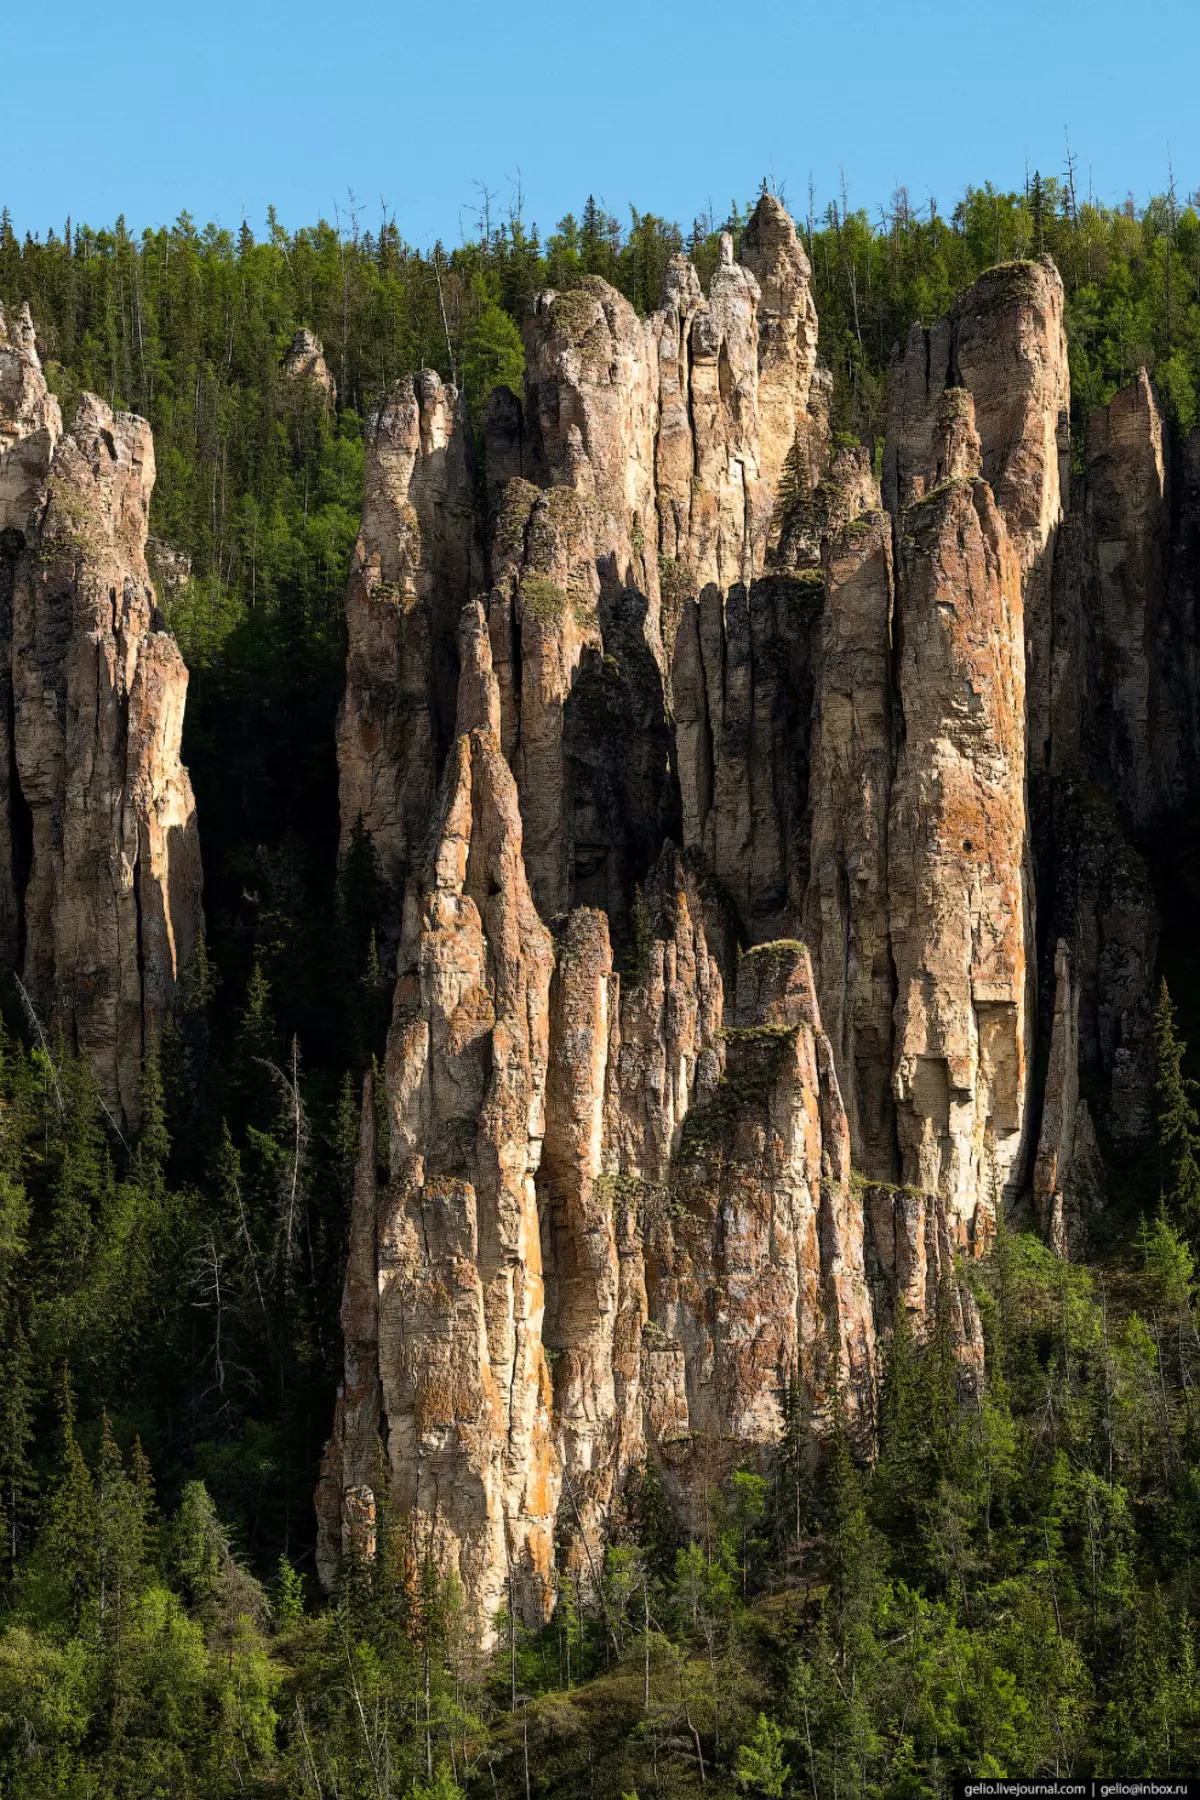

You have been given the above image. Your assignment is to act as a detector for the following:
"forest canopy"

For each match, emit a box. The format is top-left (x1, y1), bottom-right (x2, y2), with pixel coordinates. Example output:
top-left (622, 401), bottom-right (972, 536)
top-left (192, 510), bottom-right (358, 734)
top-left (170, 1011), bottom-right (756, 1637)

top-left (0, 171), bottom-right (1199, 1795)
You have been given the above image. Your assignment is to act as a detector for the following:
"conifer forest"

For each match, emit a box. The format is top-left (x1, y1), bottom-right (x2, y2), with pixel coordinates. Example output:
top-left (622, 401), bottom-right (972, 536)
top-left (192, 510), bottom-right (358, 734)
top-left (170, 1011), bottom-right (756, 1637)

top-left (1, 171), bottom-right (1200, 1794)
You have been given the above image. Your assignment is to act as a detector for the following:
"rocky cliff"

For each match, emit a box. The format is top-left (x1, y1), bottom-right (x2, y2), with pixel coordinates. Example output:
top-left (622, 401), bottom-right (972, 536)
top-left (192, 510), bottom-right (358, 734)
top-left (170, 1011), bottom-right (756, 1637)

top-left (0, 304), bottom-right (202, 1124)
top-left (321, 196), bottom-right (1194, 1634)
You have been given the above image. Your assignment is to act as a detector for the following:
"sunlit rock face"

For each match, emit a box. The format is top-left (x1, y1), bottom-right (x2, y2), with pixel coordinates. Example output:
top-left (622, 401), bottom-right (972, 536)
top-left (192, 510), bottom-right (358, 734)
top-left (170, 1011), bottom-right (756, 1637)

top-left (322, 215), bottom-right (1190, 1633)
top-left (0, 305), bottom-right (202, 1126)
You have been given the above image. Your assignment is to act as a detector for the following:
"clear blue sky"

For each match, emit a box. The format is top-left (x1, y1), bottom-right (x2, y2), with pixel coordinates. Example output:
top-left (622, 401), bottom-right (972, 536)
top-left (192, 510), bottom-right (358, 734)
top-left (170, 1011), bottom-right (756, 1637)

top-left (7, 0), bottom-right (1199, 246)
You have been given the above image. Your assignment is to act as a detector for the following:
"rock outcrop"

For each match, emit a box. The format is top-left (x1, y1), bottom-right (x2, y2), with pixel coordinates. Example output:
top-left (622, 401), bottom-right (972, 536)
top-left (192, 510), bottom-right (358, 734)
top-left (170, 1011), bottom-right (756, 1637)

top-left (0, 305), bottom-right (202, 1124)
top-left (886, 258), bottom-right (1069, 771)
top-left (888, 394), bottom-right (1032, 1240)
top-left (671, 571), bottom-right (823, 941)
top-left (324, 604), bottom-right (560, 1624)
top-left (282, 327), bottom-right (337, 407)
top-left (323, 213), bottom-right (1195, 1634)
top-left (806, 505), bottom-right (895, 1181)
top-left (1081, 370), bottom-right (1172, 824)
top-left (336, 371), bottom-right (482, 913)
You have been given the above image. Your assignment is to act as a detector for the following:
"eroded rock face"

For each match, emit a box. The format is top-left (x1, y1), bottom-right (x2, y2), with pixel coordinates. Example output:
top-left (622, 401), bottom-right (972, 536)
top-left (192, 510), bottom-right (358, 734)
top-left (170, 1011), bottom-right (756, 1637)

top-left (889, 398), bottom-right (1032, 1241)
top-left (1082, 371), bottom-right (1172, 824)
top-left (672, 572), bottom-right (823, 941)
top-left (0, 312), bottom-right (201, 1123)
top-left (806, 506), bottom-right (895, 1181)
top-left (656, 938), bottom-right (875, 1463)
top-left (336, 372), bottom-right (482, 910)
top-left (886, 258), bottom-right (1069, 770)
top-left (740, 194), bottom-right (821, 518)
top-left (0, 303), bottom-right (62, 537)
top-left (522, 280), bottom-right (660, 625)
top-left (282, 327), bottom-right (337, 407)
top-left (486, 480), bottom-right (603, 918)
top-left (325, 228), bottom-right (1190, 1627)
top-left (329, 603), bottom-right (560, 1626)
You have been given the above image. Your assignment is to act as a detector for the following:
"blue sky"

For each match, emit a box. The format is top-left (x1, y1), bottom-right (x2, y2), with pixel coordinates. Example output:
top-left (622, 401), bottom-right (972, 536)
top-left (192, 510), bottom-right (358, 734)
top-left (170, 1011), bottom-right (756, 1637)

top-left (7, 0), bottom-right (1199, 245)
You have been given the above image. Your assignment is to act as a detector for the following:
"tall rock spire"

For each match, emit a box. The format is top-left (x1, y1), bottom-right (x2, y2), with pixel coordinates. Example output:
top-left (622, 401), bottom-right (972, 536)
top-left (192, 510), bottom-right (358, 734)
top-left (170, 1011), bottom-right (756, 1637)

top-left (325, 217), bottom-right (1173, 1636)
top-left (888, 392), bottom-right (1033, 1233)
top-left (0, 307), bottom-right (202, 1123)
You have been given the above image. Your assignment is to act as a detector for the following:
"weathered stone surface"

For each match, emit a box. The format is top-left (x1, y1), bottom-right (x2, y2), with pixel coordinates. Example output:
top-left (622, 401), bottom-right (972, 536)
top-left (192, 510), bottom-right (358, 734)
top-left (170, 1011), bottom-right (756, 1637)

top-left (651, 197), bottom-right (828, 597)
top-left (673, 235), bottom-right (764, 591)
top-left (548, 897), bottom-right (870, 1538)
top-left (539, 852), bottom-right (726, 1558)
top-left (863, 1179), bottom-right (985, 1386)
top-left (656, 939), bottom-right (874, 1467)
top-left (807, 506), bottom-right (896, 1180)
top-left (672, 572), bottom-right (823, 941)
top-left (775, 444), bottom-right (879, 573)
top-left (539, 906), bottom-right (621, 1556)
top-left (0, 363), bottom-right (202, 1125)
top-left (1082, 371), bottom-right (1171, 824)
top-left (282, 326), bottom-right (337, 407)
top-left (888, 398), bottom-right (1032, 1240)
top-left (382, 601), bottom-right (558, 1628)
top-left (740, 193), bottom-right (821, 522)
top-left (0, 303), bottom-right (62, 539)
top-left (336, 371), bottom-right (481, 908)
top-left (886, 259), bottom-right (1069, 769)
top-left (324, 230), bottom-right (1195, 1635)
top-left (486, 480), bottom-right (602, 918)
top-left (522, 279), bottom-right (660, 628)
top-left (0, 305), bottom-right (63, 965)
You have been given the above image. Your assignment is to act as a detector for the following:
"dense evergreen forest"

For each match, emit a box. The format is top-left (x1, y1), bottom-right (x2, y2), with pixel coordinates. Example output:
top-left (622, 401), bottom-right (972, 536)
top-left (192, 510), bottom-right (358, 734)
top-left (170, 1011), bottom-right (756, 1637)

top-left (1, 171), bottom-right (1200, 1793)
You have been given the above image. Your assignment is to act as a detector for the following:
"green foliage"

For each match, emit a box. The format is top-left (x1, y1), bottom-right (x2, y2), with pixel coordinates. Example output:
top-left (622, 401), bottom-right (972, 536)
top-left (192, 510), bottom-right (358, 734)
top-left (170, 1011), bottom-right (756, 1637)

top-left (735, 1714), bottom-right (789, 1797)
top-left (2, 174), bottom-right (1200, 1791)
top-left (1156, 979), bottom-right (1200, 1233)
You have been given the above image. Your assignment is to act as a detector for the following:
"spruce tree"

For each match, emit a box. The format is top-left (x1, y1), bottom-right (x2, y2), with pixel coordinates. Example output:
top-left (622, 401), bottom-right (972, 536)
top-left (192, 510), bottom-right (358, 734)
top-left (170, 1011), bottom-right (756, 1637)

top-left (1155, 980), bottom-right (1200, 1233)
top-left (44, 1368), bottom-right (98, 1622)
top-left (873, 1299), bottom-right (926, 1540)
top-left (134, 1042), bottom-right (170, 1203)
top-left (0, 1311), bottom-right (34, 1573)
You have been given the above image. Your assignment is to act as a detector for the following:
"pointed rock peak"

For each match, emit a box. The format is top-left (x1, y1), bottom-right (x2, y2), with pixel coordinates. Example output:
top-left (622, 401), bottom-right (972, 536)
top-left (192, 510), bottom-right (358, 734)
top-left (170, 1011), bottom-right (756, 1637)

top-left (455, 598), bottom-right (502, 740)
top-left (734, 939), bottom-right (822, 1030)
top-left (12, 347), bottom-right (201, 1129)
top-left (742, 190), bottom-right (812, 283)
top-left (929, 385), bottom-right (983, 487)
top-left (0, 302), bottom-right (62, 534)
top-left (534, 275), bottom-right (639, 347)
top-left (62, 393), bottom-right (155, 543)
top-left (370, 368), bottom-right (464, 473)
top-left (282, 326), bottom-right (336, 405)
top-left (1095, 364), bottom-right (1165, 448)
top-left (662, 251), bottom-right (702, 311)
top-left (0, 301), bottom-right (39, 358)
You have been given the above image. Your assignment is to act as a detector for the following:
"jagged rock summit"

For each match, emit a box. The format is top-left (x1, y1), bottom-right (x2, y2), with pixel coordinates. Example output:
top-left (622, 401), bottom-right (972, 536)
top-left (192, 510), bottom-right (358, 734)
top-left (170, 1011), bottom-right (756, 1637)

top-left (282, 326), bottom-right (337, 406)
top-left (320, 194), bottom-right (1191, 1640)
top-left (0, 303), bottom-right (202, 1124)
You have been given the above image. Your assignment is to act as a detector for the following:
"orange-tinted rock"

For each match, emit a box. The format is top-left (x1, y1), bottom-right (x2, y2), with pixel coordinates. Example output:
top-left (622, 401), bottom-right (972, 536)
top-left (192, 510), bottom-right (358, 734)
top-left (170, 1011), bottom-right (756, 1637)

top-left (336, 371), bottom-right (481, 909)
top-left (888, 398), bottom-right (1032, 1240)
top-left (0, 357), bottom-right (202, 1124)
top-left (886, 258), bottom-right (1069, 769)
top-left (807, 506), bottom-right (896, 1180)
top-left (282, 326), bottom-right (336, 407)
